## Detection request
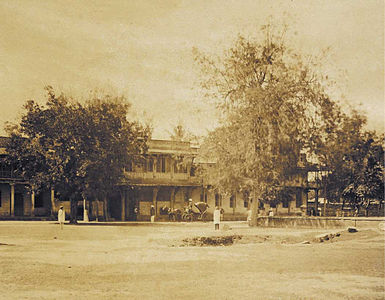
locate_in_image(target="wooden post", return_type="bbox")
[315,189,319,216]
[10,183,15,216]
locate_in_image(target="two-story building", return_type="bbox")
[0,137,55,219]
[0,136,315,220]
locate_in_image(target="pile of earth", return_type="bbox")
[180,235,243,246]
[175,227,375,247]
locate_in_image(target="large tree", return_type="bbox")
[340,133,384,216]
[5,87,150,223]
[195,25,343,223]
[312,101,384,215]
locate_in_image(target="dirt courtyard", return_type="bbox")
[0,221,384,300]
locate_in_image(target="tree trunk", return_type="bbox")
[250,188,259,227]
[365,200,370,217]
[69,196,77,224]
[103,196,109,221]
[50,188,56,217]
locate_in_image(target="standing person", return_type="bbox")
[150,205,155,223]
[213,206,221,230]
[58,206,65,230]
[247,209,252,226]
[187,198,193,213]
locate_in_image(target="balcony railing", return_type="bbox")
[124,170,201,185]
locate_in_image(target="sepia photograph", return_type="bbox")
[0,0,384,299]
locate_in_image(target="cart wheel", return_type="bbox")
[185,214,193,222]
[201,212,207,222]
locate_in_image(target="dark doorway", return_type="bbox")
[14,192,24,216]
[108,191,122,220]
[77,204,84,220]
[126,189,138,221]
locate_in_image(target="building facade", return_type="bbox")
[0,136,312,220]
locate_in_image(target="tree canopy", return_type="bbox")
[5,87,150,222]
[195,24,383,217]
[195,26,336,196]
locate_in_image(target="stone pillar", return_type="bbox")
[31,188,35,216]
[152,187,158,216]
[121,189,126,221]
[10,183,15,216]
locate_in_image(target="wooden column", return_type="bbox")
[10,183,15,216]
[31,188,35,216]
[153,187,158,216]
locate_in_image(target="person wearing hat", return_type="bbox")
[58,206,65,230]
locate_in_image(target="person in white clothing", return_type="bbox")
[247,209,252,226]
[213,206,221,230]
[150,205,155,223]
[58,206,65,230]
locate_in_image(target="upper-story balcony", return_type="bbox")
[123,169,201,186]
[121,139,201,186]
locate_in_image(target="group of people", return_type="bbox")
[150,199,222,230]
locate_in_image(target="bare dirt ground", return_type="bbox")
[0,221,384,300]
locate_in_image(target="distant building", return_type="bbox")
[0,136,320,220]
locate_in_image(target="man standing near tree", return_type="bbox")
[58,206,65,230]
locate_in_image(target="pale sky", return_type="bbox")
[0,0,383,138]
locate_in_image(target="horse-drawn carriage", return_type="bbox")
[168,201,209,222]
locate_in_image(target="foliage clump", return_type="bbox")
[5,87,151,223]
